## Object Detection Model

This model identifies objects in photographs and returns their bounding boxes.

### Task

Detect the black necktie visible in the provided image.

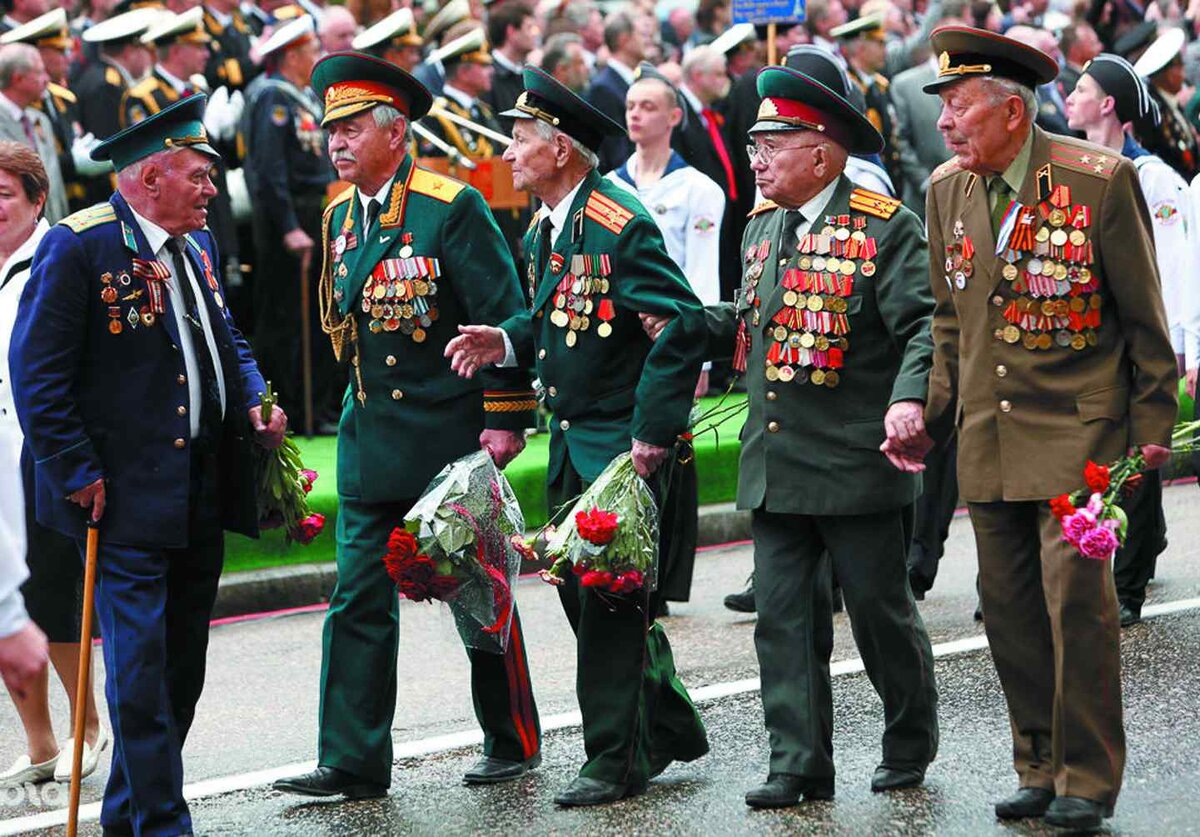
[365,198,381,231]
[536,216,554,284]
[167,237,222,442]
[780,210,805,255]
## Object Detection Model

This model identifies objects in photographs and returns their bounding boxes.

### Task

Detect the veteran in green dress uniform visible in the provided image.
[271,52,542,801]
[692,66,939,808]
[446,67,710,807]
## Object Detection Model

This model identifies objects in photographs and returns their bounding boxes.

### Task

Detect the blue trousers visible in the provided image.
[86,450,224,837]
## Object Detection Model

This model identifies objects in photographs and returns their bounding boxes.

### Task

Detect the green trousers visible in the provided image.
[549,460,708,786]
[318,496,541,786]
[752,507,938,779]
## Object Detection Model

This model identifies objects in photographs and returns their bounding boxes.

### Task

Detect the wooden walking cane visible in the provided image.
[67,520,100,837]
[300,247,314,438]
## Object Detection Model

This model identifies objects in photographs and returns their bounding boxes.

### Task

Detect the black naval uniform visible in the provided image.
[203,6,258,93]
[1139,85,1200,181]
[35,82,88,212]
[73,59,130,202]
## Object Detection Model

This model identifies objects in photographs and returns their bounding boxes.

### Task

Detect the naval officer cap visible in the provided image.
[353,8,422,53]
[1132,27,1186,79]
[140,7,211,47]
[921,24,1059,94]
[1081,53,1160,126]
[751,65,883,155]
[429,26,491,68]
[830,13,887,42]
[501,65,625,154]
[0,8,71,49]
[311,50,434,126]
[91,93,219,170]
[82,6,163,45]
[257,14,317,63]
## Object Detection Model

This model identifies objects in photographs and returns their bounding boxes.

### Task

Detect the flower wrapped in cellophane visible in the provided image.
[541,452,659,594]
[255,382,325,545]
[383,450,525,653]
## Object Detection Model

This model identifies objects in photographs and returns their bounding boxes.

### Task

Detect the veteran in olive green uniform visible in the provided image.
[272,53,542,801]
[448,67,710,807]
[701,67,938,809]
[922,27,1179,831]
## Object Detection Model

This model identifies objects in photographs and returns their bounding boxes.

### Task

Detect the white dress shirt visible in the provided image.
[789,176,842,240]
[358,175,394,222]
[127,207,227,437]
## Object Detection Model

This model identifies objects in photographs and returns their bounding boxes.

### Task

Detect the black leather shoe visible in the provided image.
[1119,603,1141,627]
[101,825,135,837]
[870,765,926,792]
[553,776,644,806]
[724,585,756,613]
[1044,796,1110,831]
[272,766,387,799]
[745,774,835,808]
[995,787,1055,819]
[463,752,541,785]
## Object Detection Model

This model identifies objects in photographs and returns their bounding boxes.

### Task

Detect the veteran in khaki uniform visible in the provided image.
[922,26,1179,831]
[447,67,710,807]
[271,52,541,801]
[698,67,939,808]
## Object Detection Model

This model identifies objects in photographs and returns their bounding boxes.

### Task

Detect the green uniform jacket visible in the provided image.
[321,155,536,502]
[501,169,706,483]
[707,174,934,516]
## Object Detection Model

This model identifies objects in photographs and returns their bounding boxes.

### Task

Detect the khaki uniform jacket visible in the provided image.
[925,127,1178,502]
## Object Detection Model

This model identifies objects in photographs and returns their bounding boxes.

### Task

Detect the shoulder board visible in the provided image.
[584,190,635,235]
[203,9,222,34]
[47,82,75,104]
[410,167,466,203]
[324,184,355,216]
[930,156,963,183]
[747,200,778,218]
[127,77,159,98]
[104,66,122,87]
[60,203,116,233]
[525,214,539,236]
[874,74,889,92]
[849,187,902,220]
[1049,140,1120,179]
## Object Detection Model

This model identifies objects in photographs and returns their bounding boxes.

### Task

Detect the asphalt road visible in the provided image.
[1,482,1197,835]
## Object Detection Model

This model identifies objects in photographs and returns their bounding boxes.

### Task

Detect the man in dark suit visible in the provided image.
[585,11,644,172]
[11,95,286,837]
[484,0,537,124]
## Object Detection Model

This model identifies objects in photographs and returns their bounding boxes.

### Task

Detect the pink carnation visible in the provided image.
[300,469,319,494]
[1061,509,1097,546]
[1078,525,1120,561]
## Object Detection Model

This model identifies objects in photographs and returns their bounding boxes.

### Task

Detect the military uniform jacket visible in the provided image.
[706,175,934,516]
[419,90,502,159]
[120,68,194,131]
[203,6,258,92]
[10,193,265,547]
[1140,86,1200,182]
[74,59,130,141]
[320,156,536,502]
[35,83,86,209]
[499,169,706,484]
[925,127,1179,503]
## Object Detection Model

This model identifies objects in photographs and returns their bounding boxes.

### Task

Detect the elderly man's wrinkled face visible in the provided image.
[149,149,218,235]
[936,78,1027,175]
[327,108,408,189]
[502,119,562,195]
[748,130,841,207]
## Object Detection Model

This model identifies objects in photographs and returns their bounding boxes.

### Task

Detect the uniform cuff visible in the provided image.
[495,329,517,368]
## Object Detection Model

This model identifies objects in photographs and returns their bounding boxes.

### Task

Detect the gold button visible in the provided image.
[995,365,1007,377]
[992,295,1004,306]
[538,348,547,360]
[177,374,186,385]
[767,421,780,433]
[1000,399,1012,413]
[177,405,187,416]
[548,386,558,397]
[766,390,778,401]
[174,438,186,449]
[993,328,1004,341]
[559,419,570,431]
[535,310,543,319]
[391,389,403,400]
[385,355,397,366]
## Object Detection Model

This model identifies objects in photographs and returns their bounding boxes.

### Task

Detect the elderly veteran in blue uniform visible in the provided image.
[446,67,711,807]
[10,95,285,836]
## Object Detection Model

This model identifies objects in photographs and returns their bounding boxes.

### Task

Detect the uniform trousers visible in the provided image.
[752,506,938,779]
[318,495,541,786]
[1112,469,1166,612]
[968,500,1124,805]
[91,446,223,837]
[549,460,708,786]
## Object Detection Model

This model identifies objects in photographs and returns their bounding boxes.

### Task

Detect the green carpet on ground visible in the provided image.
[223,394,750,574]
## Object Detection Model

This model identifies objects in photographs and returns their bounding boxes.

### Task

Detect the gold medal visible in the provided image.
[840,260,856,276]
[783,290,798,307]
[370,304,384,319]
[1002,263,1019,281]
[798,256,812,270]
[1035,333,1052,350]
[1050,229,1068,247]
[1003,325,1021,344]
[778,365,795,382]
[814,335,830,351]
[1070,333,1087,350]
[550,309,570,327]
[1069,229,1086,247]
[1022,332,1037,349]
[810,368,826,385]
[1048,208,1067,227]
[773,325,788,342]
[1040,299,1057,317]
[597,322,612,338]
[109,319,122,334]
[414,280,429,296]
[1035,226,1051,243]
[1040,260,1055,277]
[765,364,780,381]
[1069,296,1086,313]
[1086,330,1098,346]
[826,257,841,273]
[851,230,866,243]
[1089,294,1102,310]
[800,332,816,349]
[806,295,824,312]
[824,370,840,388]
[565,330,577,347]
[1053,263,1068,281]
[412,328,426,343]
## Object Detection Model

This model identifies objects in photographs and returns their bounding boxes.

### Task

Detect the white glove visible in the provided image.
[71,132,111,177]
[204,86,234,143]
[226,90,245,134]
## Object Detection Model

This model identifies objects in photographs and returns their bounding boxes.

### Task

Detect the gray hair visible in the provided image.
[681,44,723,81]
[541,33,582,75]
[0,43,37,89]
[982,76,1037,126]
[532,118,599,170]
[115,146,186,188]
[373,103,413,146]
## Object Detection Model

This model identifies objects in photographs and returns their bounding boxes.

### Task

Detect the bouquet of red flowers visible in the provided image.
[383,450,524,653]
[541,453,659,595]
[254,382,325,545]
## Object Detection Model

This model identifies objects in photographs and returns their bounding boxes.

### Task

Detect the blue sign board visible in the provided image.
[732,0,805,24]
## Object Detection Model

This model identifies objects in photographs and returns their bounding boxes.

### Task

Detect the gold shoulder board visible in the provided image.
[410,167,467,203]
[584,190,634,234]
[747,200,778,218]
[849,187,902,220]
[47,82,76,104]
[60,204,116,233]
[104,66,122,87]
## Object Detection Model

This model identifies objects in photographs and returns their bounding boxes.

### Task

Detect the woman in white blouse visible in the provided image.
[0,141,106,788]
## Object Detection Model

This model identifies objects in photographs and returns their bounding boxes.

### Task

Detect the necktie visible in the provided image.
[701,107,738,201]
[18,113,34,148]
[989,178,1011,237]
[365,198,381,232]
[780,209,805,252]
[536,216,554,285]
[167,238,222,442]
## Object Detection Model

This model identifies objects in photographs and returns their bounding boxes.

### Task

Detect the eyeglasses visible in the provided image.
[746,141,825,164]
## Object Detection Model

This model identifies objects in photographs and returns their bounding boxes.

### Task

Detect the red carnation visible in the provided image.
[580,570,614,588]
[575,507,620,545]
[1049,494,1075,521]
[290,513,325,544]
[610,570,644,593]
[1084,460,1110,494]
[428,574,462,599]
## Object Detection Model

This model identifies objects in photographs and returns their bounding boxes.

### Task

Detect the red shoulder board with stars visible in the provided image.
[1049,141,1120,178]
[747,200,778,218]
[584,191,635,235]
[849,188,902,220]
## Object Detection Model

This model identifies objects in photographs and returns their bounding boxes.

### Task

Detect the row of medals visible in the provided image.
[361,275,439,341]
[550,274,613,347]
[101,271,150,334]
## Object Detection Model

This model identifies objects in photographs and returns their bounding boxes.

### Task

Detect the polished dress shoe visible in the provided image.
[994,786,1055,819]
[1119,603,1141,627]
[1044,796,1111,831]
[462,753,541,785]
[724,584,756,613]
[554,776,644,806]
[745,774,835,808]
[272,766,387,799]
[870,764,925,792]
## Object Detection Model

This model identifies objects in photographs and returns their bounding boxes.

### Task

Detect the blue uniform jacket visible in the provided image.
[10,192,266,547]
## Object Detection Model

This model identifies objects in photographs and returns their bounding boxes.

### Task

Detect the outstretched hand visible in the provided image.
[445,325,507,379]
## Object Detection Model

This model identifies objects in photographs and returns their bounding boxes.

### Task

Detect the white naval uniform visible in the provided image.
[1130,152,1191,364]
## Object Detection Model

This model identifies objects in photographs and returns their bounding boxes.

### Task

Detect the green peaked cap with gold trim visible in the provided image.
[501,65,624,154]
[91,94,219,171]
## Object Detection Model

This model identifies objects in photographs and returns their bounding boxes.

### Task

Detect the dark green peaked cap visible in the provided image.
[501,66,624,153]
[311,50,434,126]
[753,66,883,155]
[91,94,218,171]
